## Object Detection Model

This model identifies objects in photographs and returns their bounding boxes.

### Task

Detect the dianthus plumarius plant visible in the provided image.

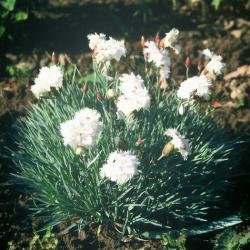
[12,30,241,238]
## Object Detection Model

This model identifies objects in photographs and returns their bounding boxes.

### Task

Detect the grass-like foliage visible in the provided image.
[12,33,240,238]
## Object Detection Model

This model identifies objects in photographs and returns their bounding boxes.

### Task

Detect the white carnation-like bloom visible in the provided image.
[165,128,190,160]
[31,65,63,98]
[177,76,212,100]
[143,41,171,78]
[116,73,151,117]
[87,33,106,50]
[164,28,180,53]
[60,108,102,150]
[119,73,145,95]
[60,119,82,148]
[202,49,225,75]
[87,33,126,63]
[100,151,139,184]
[205,55,225,76]
[117,88,151,117]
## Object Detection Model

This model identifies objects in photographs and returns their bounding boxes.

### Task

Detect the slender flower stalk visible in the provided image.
[31,65,63,98]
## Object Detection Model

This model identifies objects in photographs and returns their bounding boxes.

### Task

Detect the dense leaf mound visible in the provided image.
[12,69,239,237]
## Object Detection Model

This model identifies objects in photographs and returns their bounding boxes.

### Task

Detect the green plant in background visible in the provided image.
[161,231,186,250]
[12,30,243,241]
[133,0,154,23]
[171,0,250,10]
[6,64,32,78]
[0,0,28,38]
[214,228,250,250]
[7,227,58,250]
[29,227,58,250]
[211,0,221,10]
[7,241,16,250]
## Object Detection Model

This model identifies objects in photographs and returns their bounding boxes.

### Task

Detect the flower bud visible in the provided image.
[162,142,174,156]
[76,145,85,155]
[65,54,73,64]
[185,56,190,68]
[96,92,102,101]
[106,89,116,99]
[135,138,144,146]
[158,142,174,160]
[140,36,145,48]
[178,104,185,115]
[58,54,66,65]
[211,101,222,108]
[154,32,161,46]
[51,52,57,64]
[92,47,97,59]
[159,38,165,48]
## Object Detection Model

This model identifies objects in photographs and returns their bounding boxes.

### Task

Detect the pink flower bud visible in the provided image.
[96,92,102,101]
[135,138,144,146]
[211,101,222,108]
[185,56,190,68]
[140,36,145,48]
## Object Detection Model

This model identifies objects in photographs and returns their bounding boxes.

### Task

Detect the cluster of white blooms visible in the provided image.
[60,108,102,150]
[87,33,126,64]
[163,28,180,54]
[100,151,139,185]
[116,73,151,117]
[165,128,190,160]
[202,49,225,75]
[31,65,63,98]
[177,75,212,100]
[143,41,170,79]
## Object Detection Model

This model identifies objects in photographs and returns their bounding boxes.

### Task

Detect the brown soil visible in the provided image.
[0,0,250,249]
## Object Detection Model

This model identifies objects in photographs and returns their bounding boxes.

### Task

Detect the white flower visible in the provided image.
[143,41,171,78]
[60,119,82,149]
[87,33,106,50]
[100,151,139,184]
[202,48,214,59]
[177,76,212,100]
[87,33,126,63]
[164,28,180,53]
[117,88,151,117]
[119,73,145,95]
[144,41,169,67]
[205,55,225,76]
[143,41,171,79]
[165,128,190,160]
[60,108,102,150]
[116,73,151,117]
[31,65,63,98]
